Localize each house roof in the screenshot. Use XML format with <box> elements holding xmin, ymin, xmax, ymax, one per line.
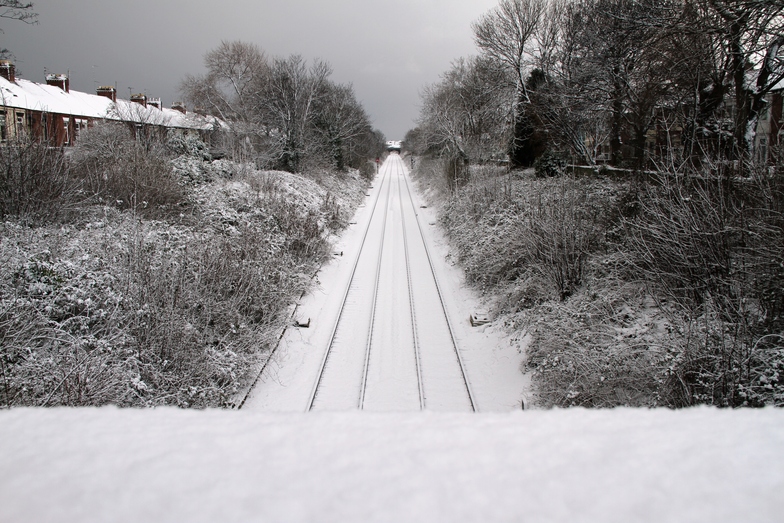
<box><xmin>0</xmin><ymin>76</ymin><xmax>228</xmax><ymax>132</ymax></box>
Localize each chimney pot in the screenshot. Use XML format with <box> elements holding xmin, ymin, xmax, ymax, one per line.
<box><xmin>96</xmin><ymin>86</ymin><xmax>117</xmax><ymax>103</ymax></box>
<box><xmin>0</xmin><ymin>60</ymin><xmax>15</xmax><ymax>82</ymax></box>
<box><xmin>46</xmin><ymin>73</ymin><xmax>69</xmax><ymax>92</ymax></box>
<box><xmin>171</xmin><ymin>101</ymin><xmax>187</xmax><ymax>114</ymax></box>
<box><xmin>130</xmin><ymin>93</ymin><xmax>147</xmax><ymax>107</ymax></box>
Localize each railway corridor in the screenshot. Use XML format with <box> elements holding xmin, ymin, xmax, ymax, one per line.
<box><xmin>243</xmin><ymin>154</ymin><xmax>525</xmax><ymax>412</ymax></box>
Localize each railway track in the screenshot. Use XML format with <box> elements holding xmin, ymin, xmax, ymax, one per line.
<box><xmin>307</xmin><ymin>154</ymin><xmax>475</xmax><ymax>412</ymax></box>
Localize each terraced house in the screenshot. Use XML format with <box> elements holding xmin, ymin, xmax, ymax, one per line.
<box><xmin>0</xmin><ymin>60</ymin><xmax>227</xmax><ymax>146</ymax></box>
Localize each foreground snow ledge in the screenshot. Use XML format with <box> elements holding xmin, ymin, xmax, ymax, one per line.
<box><xmin>2</xmin><ymin>408</ymin><xmax>782</xmax><ymax>523</ymax></box>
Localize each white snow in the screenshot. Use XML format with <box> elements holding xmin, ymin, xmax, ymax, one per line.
<box><xmin>242</xmin><ymin>154</ymin><xmax>528</xmax><ymax>412</ymax></box>
<box><xmin>1</xmin><ymin>407</ymin><xmax>782</xmax><ymax>522</ymax></box>
<box><xmin>0</xmin><ymin>76</ymin><xmax>224</xmax><ymax>131</ymax></box>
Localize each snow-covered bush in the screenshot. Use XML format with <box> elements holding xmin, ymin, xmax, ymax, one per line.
<box><xmin>439</xmin><ymin>171</ymin><xmax>609</xmax><ymax>302</ymax></box>
<box><xmin>533</xmin><ymin>151</ymin><xmax>566</xmax><ymax>178</ymax></box>
<box><xmin>521</xmin><ymin>275</ymin><xmax>677</xmax><ymax>408</ymax></box>
<box><xmin>414</xmin><ymin>154</ymin><xmax>784</xmax><ymax>409</ymax></box>
<box><xmin>0</xmin><ymin>143</ymin><xmax>369</xmax><ymax>407</ymax></box>
<box><xmin>171</xmin><ymin>155</ymin><xmax>214</xmax><ymax>185</ymax></box>
<box><xmin>625</xmin><ymin>164</ymin><xmax>784</xmax><ymax>407</ymax></box>
<box><xmin>166</xmin><ymin>133</ymin><xmax>212</xmax><ymax>160</ymax></box>
<box><xmin>0</xmin><ymin>139</ymin><xmax>73</xmax><ymax>223</ymax></box>
<box><xmin>70</xmin><ymin>122</ymin><xmax>185</xmax><ymax>216</ymax></box>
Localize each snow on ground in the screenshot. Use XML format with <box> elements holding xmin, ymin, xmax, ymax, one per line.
<box><xmin>408</xmin><ymin>167</ymin><xmax>531</xmax><ymax>411</ymax></box>
<box><xmin>1</xmin><ymin>407</ymin><xmax>782</xmax><ymax>522</ymax></box>
<box><xmin>243</xmin><ymin>155</ymin><xmax>527</xmax><ymax>412</ymax></box>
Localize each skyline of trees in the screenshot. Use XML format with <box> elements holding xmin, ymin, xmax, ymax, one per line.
<box><xmin>412</xmin><ymin>0</ymin><xmax>784</xmax><ymax>170</ymax></box>
<box><xmin>181</xmin><ymin>40</ymin><xmax>385</xmax><ymax>173</ymax></box>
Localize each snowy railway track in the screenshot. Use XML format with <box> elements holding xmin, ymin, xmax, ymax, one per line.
<box><xmin>397</xmin><ymin>161</ymin><xmax>426</xmax><ymax>411</ymax></box>
<box><xmin>306</xmin><ymin>160</ymin><xmax>393</xmax><ymax>411</ymax></box>
<box><xmin>399</xmin><ymin>161</ymin><xmax>475</xmax><ymax>412</ymax></box>
<box><xmin>307</xmin><ymin>154</ymin><xmax>475</xmax><ymax>412</ymax></box>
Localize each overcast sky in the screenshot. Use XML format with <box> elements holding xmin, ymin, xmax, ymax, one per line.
<box><xmin>2</xmin><ymin>0</ymin><xmax>499</xmax><ymax>139</ymax></box>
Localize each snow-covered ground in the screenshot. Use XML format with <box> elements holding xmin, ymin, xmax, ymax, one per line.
<box><xmin>4</xmin><ymin>160</ymin><xmax>781</xmax><ymax>523</ymax></box>
<box><xmin>2</xmin><ymin>407</ymin><xmax>782</xmax><ymax>522</ymax></box>
<box><xmin>243</xmin><ymin>154</ymin><xmax>527</xmax><ymax>412</ymax></box>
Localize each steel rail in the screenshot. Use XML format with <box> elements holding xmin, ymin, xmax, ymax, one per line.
<box><xmin>357</xmin><ymin>160</ymin><xmax>393</xmax><ymax>409</ymax></box>
<box><xmin>396</xmin><ymin>160</ymin><xmax>426</xmax><ymax>410</ymax></box>
<box><xmin>399</xmin><ymin>156</ymin><xmax>477</xmax><ymax>412</ymax></box>
<box><xmin>306</xmin><ymin>165</ymin><xmax>391</xmax><ymax>411</ymax></box>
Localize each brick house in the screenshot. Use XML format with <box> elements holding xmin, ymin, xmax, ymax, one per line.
<box><xmin>0</xmin><ymin>60</ymin><xmax>227</xmax><ymax>147</ymax></box>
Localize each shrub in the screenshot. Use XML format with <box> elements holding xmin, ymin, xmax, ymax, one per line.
<box><xmin>533</xmin><ymin>151</ymin><xmax>566</xmax><ymax>178</ymax></box>
<box><xmin>0</xmin><ymin>139</ymin><xmax>74</xmax><ymax>223</ymax></box>
<box><xmin>166</xmin><ymin>133</ymin><xmax>212</xmax><ymax>160</ymax></box>
<box><xmin>0</xmin><ymin>150</ymin><xmax>368</xmax><ymax>407</ymax></box>
<box><xmin>523</xmin><ymin>278</ymin><xmax>677</xmax><ymax>407</ymax></box>
<box><xmin>441</xmin><ymin>173</ymin><xmax>608</xmax><ymax>302</ymax></box>
<box><xmin>358</xmin><ymin>160</ymin><xmax>376</xmax><ymax>180</ymax></box>
<box><xmin>625</xmin><ymin>164</ymin><xmax>784</xmax><ymax>406</ymax></box>
<box><xmin>70</xmin><ymin>123</ymin><xmax>186</xmax><ymax>216</ymax></box>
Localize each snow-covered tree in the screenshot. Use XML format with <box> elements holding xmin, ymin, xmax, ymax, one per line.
<box><xmin>312</xmin><ymin>82</ymin><xmax>374</xmax><ymax>171</ymax></box>
<box><xmin>473</xmin><ymin>0</ymin><xmax>547</xmax><ymax>166</ymax></box>
<box><xmin>419</xmin><ymin>56</ymin><xmax>514</xmax><ymax>163</ymax></box>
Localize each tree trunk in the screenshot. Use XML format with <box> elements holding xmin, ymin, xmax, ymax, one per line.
<box><xmin>610</xmin><ymin>68</ymin><xmax>624</xmax><ymax>167</ymax></box>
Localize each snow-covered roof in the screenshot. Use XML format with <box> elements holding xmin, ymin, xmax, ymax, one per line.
<box><xmin>0</xmin><ymin>76</ymin><xmax>228</xmax><ymax>132</ymax></box>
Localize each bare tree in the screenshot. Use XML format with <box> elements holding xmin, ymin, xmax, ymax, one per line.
<box><xmin>0</xmin><ymin>0</ymin><xmax>36</xmax><ymax>24</ymax></box>
<box><xmin>693</xmin><ymin>0</ymin><xmax>784</xmax><ymax>160</ymax></box>
<box><xmin>180</xmin><ymin>41</ymin><xmax>268</xmax><ymax>126</ymax></box>
<box><xmin>473</xmin><ymin>0</ymin><xmax>547</xmax><ymax>166</ymax></box>
<box><xmin>574</xmin><ymin>0</ymin><xmax>679</xmax><ymax>167</ymax></box>
<box><xmin>182</xmin><ymin>41</ymin><xmax>381</xmax><ymax>172</ymax></box>
<box><xmin>473</xmin><ymin>0</ymin><xmax>546</xmax><ymax>100</ymax></box>
<box><xmin>312</xmin><ymin>82</ymin><xmax>373</xmax><ymax>170</ymax></box>
<box><xmin>259</xmin><ymin>55</ymin><xmax>332</xmax><ymax>172</ymax></box>
<box><xmin>0</xmin><ymin>0</ymin><xmax>37</xmax><ymax>60</ymax></box>
<box><xmin>419</xmin><ymin>56</ymin><xmax>514</xmax><ymax>163</ymax></box>
<box><xmin>512</xmin><ymin>0</ymin><xmax>610</xmax><ymax>164</ymax></box>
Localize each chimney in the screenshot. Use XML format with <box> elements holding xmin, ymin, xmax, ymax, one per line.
<box><xmin>171</xmin><ymin>101</ymin><xmax>186</xmax><ymax>114</ymax></box>
<box><xmin>96</xmin><ymin>86</ymin><xmax>117</xmax><ymax>102</ymax></box>
<box><xmin>130</xmin><ymin>93</ymin><xmax>147</xmax><ymax>107</ymax></box>
<box><xmin>0</xmin><ymin>60</ymin><xmax>15</xmax><ymax>82</ymax></box>
<box><xmin>147</xmin><ymin>97</ymin><xmax>161</xmax><ymax>110</ymax></box>
<box><xmin>46</xmin><ymin>73</ymin><xmax>69</xmax><ymax>92</ymax></box>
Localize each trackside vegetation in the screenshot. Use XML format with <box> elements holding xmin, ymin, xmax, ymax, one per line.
<box><xmin>411</xmin><ymin>157</ymin><xmax>784</xmax><ymax>408</ymax></box>
<box><xmin>409</xmin><ymin>0</ymin><xmax>784</xmax><ymax>409</ymax></box>
<box><xmin>0</xmin><ymin>125</ymin><xmax>372</xmax><ymax>407</ymax></box>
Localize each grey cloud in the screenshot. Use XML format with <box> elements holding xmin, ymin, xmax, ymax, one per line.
<box><xmin>2</xmin><ymin>0</ymin><xmax>498</xmax><ymax>139</ymax></box>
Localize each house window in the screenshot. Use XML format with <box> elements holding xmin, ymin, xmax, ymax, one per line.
<box><xmin>0</xmin><ymin>113</ymin><xmax>5</xmax><ymax>141</ymax></box>
<box><xmin>63</xmin><ymin>117</ymin><xmax>70</xmax><ymax>144</ymax></box>
<box><xmin>74</xmin><ymin>118</ymin><xmax>88</xmax><ymax>140</ymax></box>
<box><xmin>15</xmin><ymin>111</ymin><xmax>25</xmax><ymax>138</ymax></box>
<box><xmin>758</xmin><ymin>138</ymin><xmax>768</xmax><ymax>164</ymax></box>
